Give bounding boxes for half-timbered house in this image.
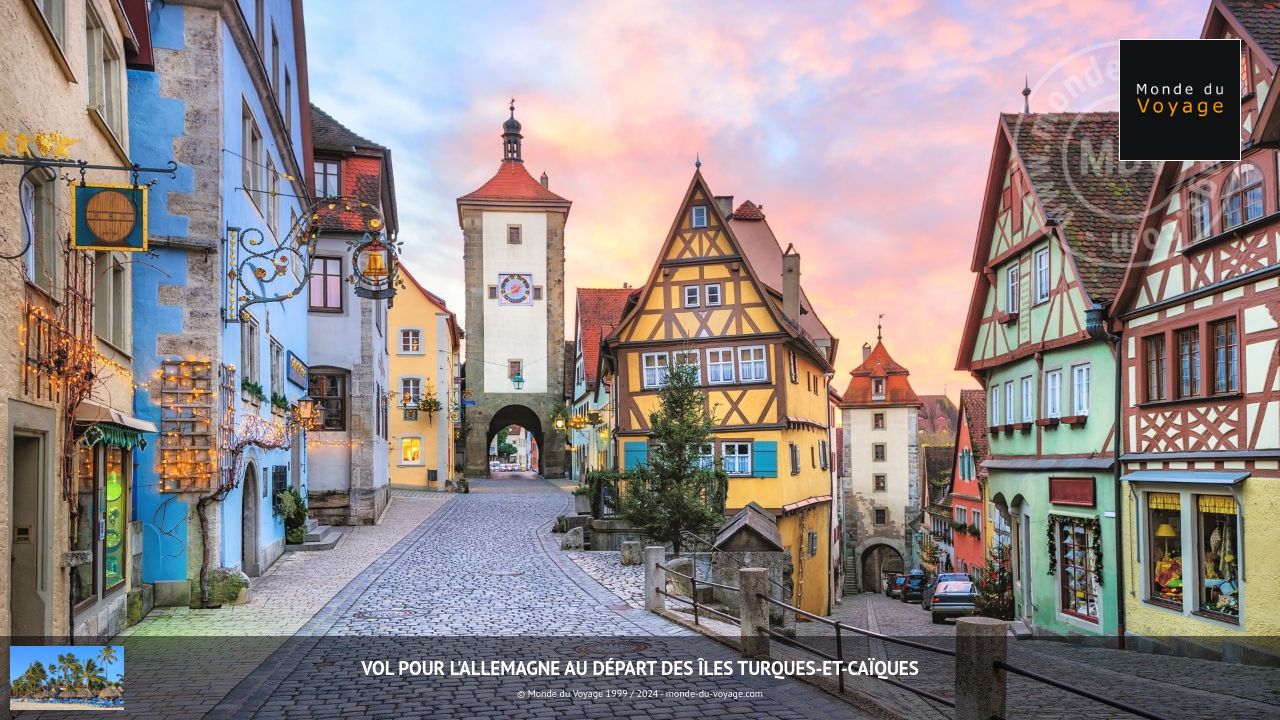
[1110,0,1280,650]
[957,112,1155,636]
[602,171,839,615]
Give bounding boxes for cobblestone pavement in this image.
[77,477,872,719]
[565,550,646,609]
[808,592,1280,719]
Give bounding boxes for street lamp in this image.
[292,394,322,430]
[512,372,525,391]
[553,416,565,430]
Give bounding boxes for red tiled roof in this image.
[917,394,958,436]
[840,340,921,407]
[959,389,989,473]
[727,212,833,346]
[460,161,569,204]
[733,199,765,220]
[575,288,634,390]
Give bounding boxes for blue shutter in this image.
[752,441,777,477]
[624,441,648,471]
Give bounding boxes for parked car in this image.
[923,572,971,611]
[881,571,898,595]
[930,580,979,623]
[887,574,907,599]
[900,574,925,603]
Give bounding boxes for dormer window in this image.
[1222,163,1263,230]
[872,378,885,400]
[691,205,707,228]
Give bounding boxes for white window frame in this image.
[1020,376,1033,422]
[872,378,885,400]
[1004,380,1014,425]
[1034,247,1050,303]
[956,507,968,524]
[315,160,339,197]
[94,251,129,351]
[818,439,829,470]
[705,283,722,306]
[683,285,700,308]
[241,315,260,386]
[1006,263,1020,314]
[972,509,982,531]
[722,442,751,476]
[21,170,58,293]
[691,205,708,228]
[1073,364,1091,416]
[399,436,424,466]
[86,5,123,138]
[642,352,670,389]
[400,376,423,404]
[269,337,283,396]
[1046,369,1062,419]
[991,385,1001,425]
[738,346,768,383]
[707,348,735,384]
[672,349,701,385]
[399,328,423,354]
[242,104,264,208]
[695,443,714,470]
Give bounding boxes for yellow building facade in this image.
[387,267,460,490]
[604,172,839,615]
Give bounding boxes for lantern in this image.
[553,416,566,430]
[512,373,525,391]
[294,395,322,428]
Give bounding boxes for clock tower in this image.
[458,104,571,477]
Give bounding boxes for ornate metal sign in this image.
[71,183,148,251]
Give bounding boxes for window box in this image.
[998,311,1019,325]
[1061,414,1087,426]
[1036,418,1059,428]
[1001,424,1015,436]
[1013,421,1032,433]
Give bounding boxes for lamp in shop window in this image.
[1155,522,1178,559]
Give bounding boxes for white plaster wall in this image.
[482,211,548,393]
[308,237,364,371]
[843,405,915,512]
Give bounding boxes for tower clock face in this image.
[498,273,533,305]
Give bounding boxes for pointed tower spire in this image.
[695,153,701,170]
[1022,76,1031,114]
[502,98,523,162]
[877,313,884,342]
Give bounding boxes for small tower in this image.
[503,99,523,162]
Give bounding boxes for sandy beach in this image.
[10,700,122,711]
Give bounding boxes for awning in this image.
[75,400,158,450]
[1120,470,1249,485]
[782,495,832,514]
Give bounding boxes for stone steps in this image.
[285,524,344,552]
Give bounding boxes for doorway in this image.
[859,544,904,593]
[241,464,259,577]
[10,434,47,637]
[1020,509,1034,621]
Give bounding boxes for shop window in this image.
[1197,495,1239,620]
[1058,517,1099,622]
[308,371,347,431]
[1147,492,1182,608]
[401,437,422,465]
[73,444,128,610]
[73,445,97,608]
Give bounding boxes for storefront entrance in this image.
[10,433,47,637]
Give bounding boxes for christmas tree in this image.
[974,541,1014,620]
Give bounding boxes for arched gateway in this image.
[459,103,569,478]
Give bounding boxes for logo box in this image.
[1119,39,1240,162]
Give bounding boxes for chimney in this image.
[714,195,734,219]
[539,172,549,189]
[782,247,800,323]
[862,342,872,361]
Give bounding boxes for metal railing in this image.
[643,547,1175,720]
[679,530,789,595]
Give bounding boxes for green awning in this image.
[81,422,147,450]
[74,400,157,450]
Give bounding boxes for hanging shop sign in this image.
[286,350,308,388]
[498,272,533,306]
[72,183,148,251]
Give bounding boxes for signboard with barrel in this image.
[71,183,148,251]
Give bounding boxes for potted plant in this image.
[269,392,290,416]
[571,483,591,514]
[275,487,309,544]
[241,379,266,406]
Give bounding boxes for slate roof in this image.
[840,340,921,407]
[311,104,384,153]
[959,389,989,475]
[460,160,569,204]
[713,502,784,551]
[924,445,955,505]
[1221,0,1280,64]
[1001,112,1156,304]
[575,288,634,391]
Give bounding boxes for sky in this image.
[10,646,124,682]
[304,0,1206,397]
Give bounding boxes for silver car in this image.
[930,580,978,624]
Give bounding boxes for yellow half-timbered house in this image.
[603,170,839,615]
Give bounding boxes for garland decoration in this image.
[1046,514,1104,587]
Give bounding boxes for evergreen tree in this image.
[620,363,728,555]
[974,541,1014,620]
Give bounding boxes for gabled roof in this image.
[1000,113,1155,303]
[918,395,958,436]
[958,389,989,475]
[728,201,834,348]
[714,502,784,551]
[840,340,921,407]
[399,264,460,350]
[1217,0,1280,66]
[460,160,569,204]
[575,288,633,392]
[311,104,384,153]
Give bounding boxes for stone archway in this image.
[486,405,544,476]
[856,539,905,593]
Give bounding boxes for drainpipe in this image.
[1085,304,1125,648]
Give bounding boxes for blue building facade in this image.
[127,0,311,605]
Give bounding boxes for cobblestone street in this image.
[34,479,873,719]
